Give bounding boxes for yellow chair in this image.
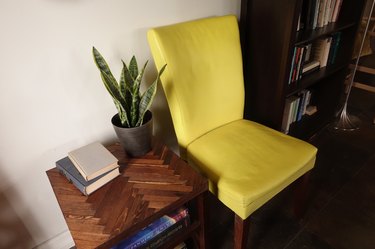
[148,15,317,248]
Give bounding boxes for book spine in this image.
[324,0,332,25]
[291,47,301,83]
[113,208,189,249]
[56,164,88,195]
[288,47,297,85]
[332,0,343,22]
[141,218,189,249]
[330,32,341,64]
[298,46,307,80]
[281,98,294,134]
[313,0,321,29]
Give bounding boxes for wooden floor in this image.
[207,87,375,249]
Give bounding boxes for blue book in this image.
[112,207,189,249]
[56,157,120,196]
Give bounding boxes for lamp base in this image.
[333,110,361,131]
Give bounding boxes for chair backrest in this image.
[148,15,245,153]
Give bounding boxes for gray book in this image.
[56,157,120,196]
[68,142,118,181]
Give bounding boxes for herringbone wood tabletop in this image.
[46,141,208,249]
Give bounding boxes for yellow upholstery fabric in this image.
[148,15,244,156]
[147,15,317,220]
[187,119,316,219]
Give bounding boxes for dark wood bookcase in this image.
[240,0,367,140]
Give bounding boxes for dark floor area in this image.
[207,87,375,249]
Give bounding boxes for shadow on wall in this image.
[0,185,35,249]
[0,163,35,249]
[144,62,179,154]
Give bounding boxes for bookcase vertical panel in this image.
[240,0,367,139]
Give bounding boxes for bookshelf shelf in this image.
[240,0,366,138]
[287,63,347,96]
[295,21,357,45]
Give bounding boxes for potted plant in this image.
[92,47,166,157]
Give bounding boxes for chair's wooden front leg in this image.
[234,214,250,249]
[293,171,312,218]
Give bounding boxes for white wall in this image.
[0,0,241,248]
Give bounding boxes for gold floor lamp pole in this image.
[334,0,375,130]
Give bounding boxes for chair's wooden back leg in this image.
[293,171,312,218]
[234,214,251,249]
[196,192,208,249]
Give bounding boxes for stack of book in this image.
[111,207,190,249]
[56,142,120,196]
[288,32,341,85]
[297,0,343,31]
[312,32,341,67]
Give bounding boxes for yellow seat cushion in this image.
[187,119,317,219]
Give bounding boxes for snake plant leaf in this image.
[129,56,138,80]
[100,72,121,102]
[93,47,163,128]
[130,60,148,126]
[122,60,135,89]
[114,98,130,127]
[92,47,117,84]
[101,72,129,127]
[136,64,167,126]
[132,60,148,97]
[119,63,126,98]
[100,71,129,116]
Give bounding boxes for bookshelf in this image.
[240,0,366,140]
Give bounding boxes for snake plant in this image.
[93,47,166,128]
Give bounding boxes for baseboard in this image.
[34,230,74,249]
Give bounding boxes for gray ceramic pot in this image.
[111,111,153,157]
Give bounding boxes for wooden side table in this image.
[46,141,208,249]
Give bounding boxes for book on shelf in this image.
[302,60,320,75]
[299,0,342,31]
[112,207,190,249]
[289,44,310,85]
[281,96,297,134]
[312,0,321,29]
[141,218,189,249]
[323,0,332,25]
[317,0,327,28]
[281,90,313,134]
[305,105,318,115]
[331,0,343,22]
[56,157,120,196]
[327,32,341,65]
[313,37,332,68]
[301,0,316,30]
[288,47,297,84]
[68,142,118,181]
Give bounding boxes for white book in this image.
[317,0,328,28]
[313,37,331,67]
[321,37,332,67]
[313,0,321,29]
[281,98,294,134]
[68,142,119,181]
[302,60,320,74]
[324,0,332,25]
